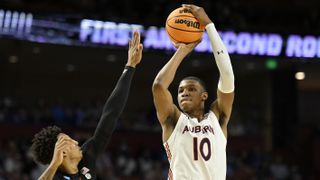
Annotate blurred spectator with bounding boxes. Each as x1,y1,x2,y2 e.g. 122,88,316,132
269,155,290,180
0,96,318,179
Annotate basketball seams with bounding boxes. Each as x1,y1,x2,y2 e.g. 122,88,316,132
166,23,204,33
166,14,198,23
166,29,201,44
166,29,179,43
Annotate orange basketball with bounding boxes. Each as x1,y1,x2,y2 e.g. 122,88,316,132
166,7,205,44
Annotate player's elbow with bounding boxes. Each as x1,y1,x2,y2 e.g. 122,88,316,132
152,80,165,93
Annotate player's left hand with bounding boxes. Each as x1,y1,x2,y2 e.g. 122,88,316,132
182,4,212,26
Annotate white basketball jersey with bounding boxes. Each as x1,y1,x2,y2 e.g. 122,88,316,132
163,111,227,180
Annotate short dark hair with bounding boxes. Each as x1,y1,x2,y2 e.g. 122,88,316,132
181,76,207,92
30,126,62,165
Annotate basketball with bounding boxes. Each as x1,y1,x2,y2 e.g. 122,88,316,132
166,7,205,44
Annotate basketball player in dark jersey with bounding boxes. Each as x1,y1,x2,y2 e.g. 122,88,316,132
30,31,143,180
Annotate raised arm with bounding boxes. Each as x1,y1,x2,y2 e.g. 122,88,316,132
88,31,143,154
183,4,235,137
152,42,198,141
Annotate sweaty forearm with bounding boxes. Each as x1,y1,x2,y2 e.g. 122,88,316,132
154,50,187,89
206,23,234,93
93,66,135,151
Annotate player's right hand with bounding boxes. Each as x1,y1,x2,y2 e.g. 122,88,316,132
174,40,201,54
182,4,212,26
127,31,143,68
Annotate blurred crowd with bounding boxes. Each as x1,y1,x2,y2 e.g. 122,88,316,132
0,96,319,179
0,138,308,180
0,96,262,136
0,96,159,131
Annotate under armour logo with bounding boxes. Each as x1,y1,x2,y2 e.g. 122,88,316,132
217,50,224,55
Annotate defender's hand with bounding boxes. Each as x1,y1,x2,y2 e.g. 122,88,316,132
127,31,143,68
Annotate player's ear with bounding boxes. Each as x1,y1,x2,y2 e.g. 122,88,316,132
201,92,208,101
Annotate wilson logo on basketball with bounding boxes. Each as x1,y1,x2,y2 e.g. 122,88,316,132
174,19,201,29
166,7,204,43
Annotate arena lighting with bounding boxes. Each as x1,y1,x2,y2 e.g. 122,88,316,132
286,35,320,58
80,19,284,55
295,72,305,80
265,58,278,70
0,9,33,35
8,55,18,63
80,19,320,58
1,9,320,59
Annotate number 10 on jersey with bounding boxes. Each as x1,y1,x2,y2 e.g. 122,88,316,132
193,137,212,161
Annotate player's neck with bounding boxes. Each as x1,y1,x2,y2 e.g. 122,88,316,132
186,109,205,122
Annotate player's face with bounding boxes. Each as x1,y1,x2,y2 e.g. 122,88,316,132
178,80,206,112
58,133,83,160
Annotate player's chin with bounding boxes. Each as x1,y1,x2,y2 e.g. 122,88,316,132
78,149,83,158
180,103,192,112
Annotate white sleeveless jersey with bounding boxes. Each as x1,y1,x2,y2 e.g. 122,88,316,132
163,111,227,180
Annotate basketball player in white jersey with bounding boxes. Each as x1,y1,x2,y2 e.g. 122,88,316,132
152,4,234,180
